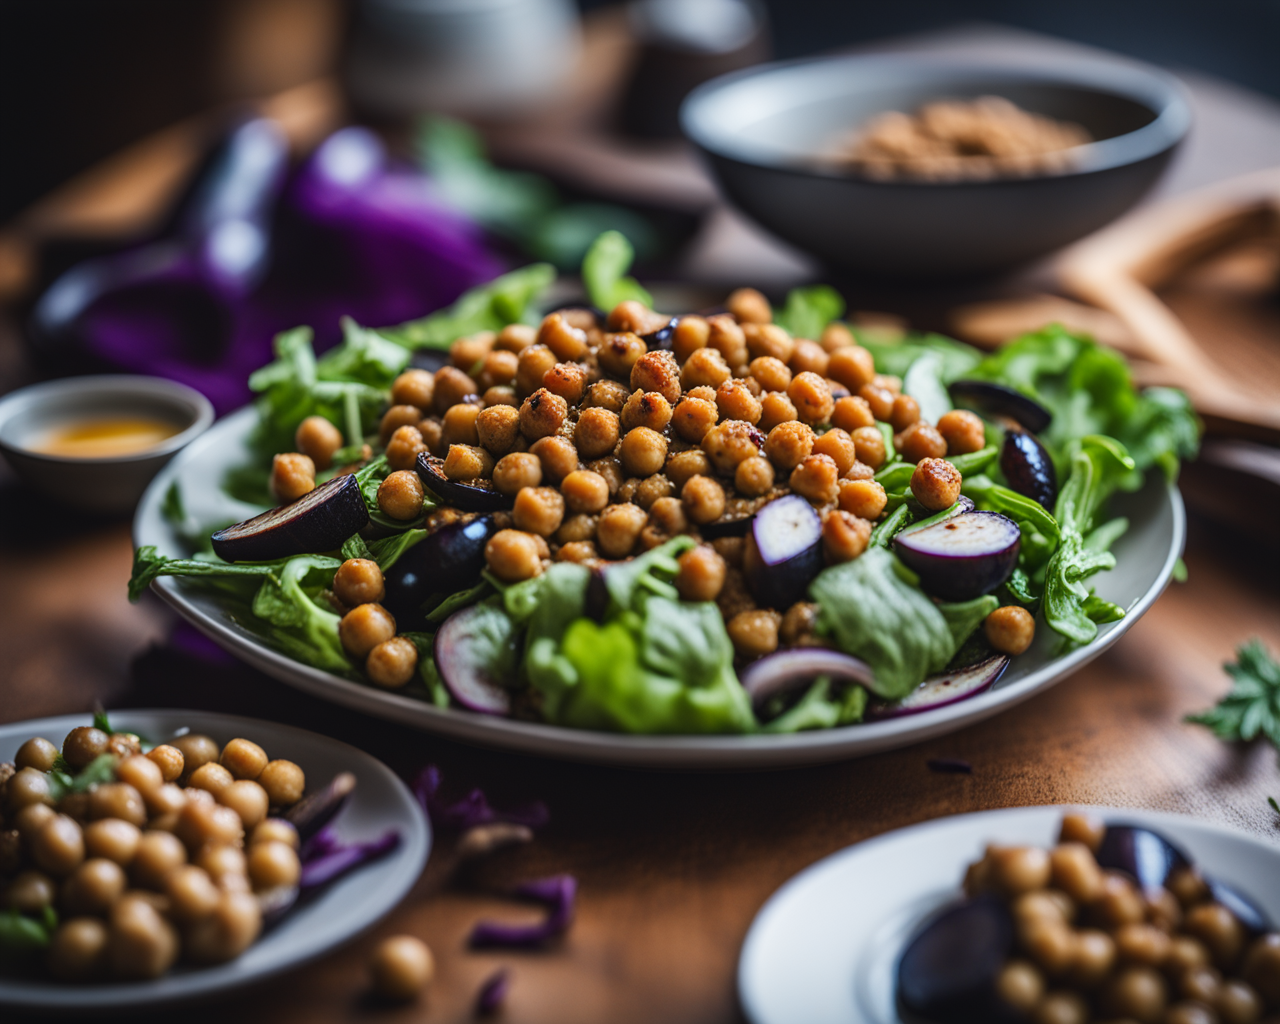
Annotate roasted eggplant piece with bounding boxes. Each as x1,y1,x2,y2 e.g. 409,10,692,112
868,656,1009,719
382,515,498,624
415,452,514,512
894,511,1020,601
211,473,369,562
640,317,678,351
999,430,1057,511
948,380,1052,434
742,494,824,609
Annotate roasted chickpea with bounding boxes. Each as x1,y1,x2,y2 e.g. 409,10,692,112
1058,812,1106,852
1179,966,1222,1004
1168,867,1212,909
184,891,261,964
937,409,988,455
529,435,579,483
596,503,648,558
897,421,949,463
887,393,921,433
475,403,521,457
989,845,1052,894
62,857,126,915
516,344,559,395
713,379,761,424
986,606,1037,656
433,366,479,413
811,430,856,477
735,455,775,497
14,803,55,840
418,417,444,455
726,286,772,324
764,421,815,471
391,368,435,410
665,449,712,490
146,784,186,819
743,322,792,363
674,545,727,602
819,322,855,352
680,346,732,390
479,348,520,390
832,395,876,433
114,755,163,799
216,781,267,829
267,451,316,503
378,470,426,520
441,402,483,449
84,819,141,866
791,454,840,504
106,894,179,979
164,864,221,923
621,391,674,433
558,540,599,563
63,726,111,769
1185,904,1246,968
7,766,53,811
1103,966,1168,1022
483,383,517,408
598,331,647,380
16,736,58,772
1115,923,1174,967
634,473,673,509
510,485,564,537
251,818,299,849
672,396,719,443
537,312,589,361
1048,842,1103,903
787,371,835,425
648,496,687,536
188,763,234,799
1216,979,1263,1024
331,559,384,610
519,388,569,441
681,474,726,525
822,510,871,562
910,457,962,511
996,960,1045,1013
576,407,621,459
875,373,901,394
1034,992,1089,1024
172,735,220,784
673,315,710,362
369,935,435,1001
851,425,887,470
787,338,829,378
827,346,877,392
835,478,885,520
247,840,301,890
858,383,895,422
620,427,669,477
48,917,109,980
30,814,85,876
492,452,542,495
1022,920,1078,976
727,609,781,659
5,870,56,912
556,469,607,514
757,391,798,433
1014,890,1074,929
340,604,397,659
378,405,422,448
1242,933,1280,1004
214,738,265,782
495,323,537,354
485,529,544,582
450,332,494,371
1071,929,1117,987
293,416,344,472
257,760,306,807
629,349,682,404
1094,873,1148,929
749,356,792,392
557,511,599,544
362,636,417,688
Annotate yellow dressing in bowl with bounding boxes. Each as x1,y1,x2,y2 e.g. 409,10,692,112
32,416,183,458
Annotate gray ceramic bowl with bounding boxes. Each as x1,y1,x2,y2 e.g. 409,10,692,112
0,375,214,514
680,52,1192,277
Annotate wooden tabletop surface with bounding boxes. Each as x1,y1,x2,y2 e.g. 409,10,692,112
3,27,1280,1024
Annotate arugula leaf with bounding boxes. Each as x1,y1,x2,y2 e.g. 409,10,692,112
341,534,372,561
365,527,428,571
316,317,411,386
129,547,280,602
1186,640,1280,753
1269,796,1279,819
383,263,556,350
250,555,350,674
401,632,450,707
0,910,53,953
581,230,652,311
774,285,845,340
855,330,983,381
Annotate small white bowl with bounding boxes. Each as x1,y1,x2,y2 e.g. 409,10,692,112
0,375,214,514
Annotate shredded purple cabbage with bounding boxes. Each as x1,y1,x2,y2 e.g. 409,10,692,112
475,968,511,1015
298,824,401,890
413,766,549,832
468,874,577,949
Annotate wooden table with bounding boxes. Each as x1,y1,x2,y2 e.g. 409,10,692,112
3,27,1280,1024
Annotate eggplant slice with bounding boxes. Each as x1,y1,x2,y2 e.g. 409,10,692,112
211,473,369,562
948,380,1052,434
415,452,514,512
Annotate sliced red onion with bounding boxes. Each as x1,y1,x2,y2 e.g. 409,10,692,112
433,606,514,715
298,826,401,889
469,874,577,949
738,648,875,708
867,655,1009,719
476,968,512,1015
413,766,550,832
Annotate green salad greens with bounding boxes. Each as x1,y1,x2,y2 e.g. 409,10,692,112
129,243,1199,736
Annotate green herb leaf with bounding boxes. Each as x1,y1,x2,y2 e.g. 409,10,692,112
383,263,556,350
1269,795,1279,818
128,547,281,602
1186,639,1280,752
581,230,652,311
774,285,845,340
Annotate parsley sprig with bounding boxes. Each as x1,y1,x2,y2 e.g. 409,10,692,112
1186,640,1280,752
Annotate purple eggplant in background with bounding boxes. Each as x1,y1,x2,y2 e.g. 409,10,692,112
31,122,502,414
894,511,1021,602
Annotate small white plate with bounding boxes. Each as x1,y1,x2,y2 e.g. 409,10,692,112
134,406,1184,769
738,805,1280,1024
0,709,429,1012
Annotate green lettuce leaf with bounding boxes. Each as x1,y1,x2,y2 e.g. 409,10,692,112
855,330,984,381
762,677,867,733
774,285,845,340
581,230,652,311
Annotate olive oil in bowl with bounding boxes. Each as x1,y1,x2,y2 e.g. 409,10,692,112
33,416,183,459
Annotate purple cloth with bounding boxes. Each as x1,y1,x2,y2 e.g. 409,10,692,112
37,125,503,414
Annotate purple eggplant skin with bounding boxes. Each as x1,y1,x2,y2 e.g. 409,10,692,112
893,511,1020,602
211,473,369,562
433,606,512,715
739,649,875,707
416,452,514,512
641,317,678,351
1000,431,1057,511
896,894,1021,1024
868,655,1009,720
285,772,356,843
382,514,498,625
699,512,754,540
948,380,1052,434
743,494,824,609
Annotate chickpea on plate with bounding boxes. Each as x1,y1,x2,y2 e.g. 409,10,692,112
0,715,308,982
132,232,1199,736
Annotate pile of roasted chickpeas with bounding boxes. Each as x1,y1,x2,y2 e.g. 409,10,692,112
276,289,1035,668
964,813,1280,1024
0,724,307,981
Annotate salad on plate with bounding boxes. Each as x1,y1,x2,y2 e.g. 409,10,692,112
130,232,1199,736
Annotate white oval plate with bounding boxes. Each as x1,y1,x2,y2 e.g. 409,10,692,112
0,709,429,1012
738,805,1280,1024
134,407,1185,769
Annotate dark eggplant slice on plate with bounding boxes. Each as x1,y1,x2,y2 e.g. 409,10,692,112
1000,430,1057,511
433,604,513,715
211,473,369,562
700,512,755,539
641,317,678,351
285,771,356,843
415,452,513,512
382,514,498,623
739,649,876,707
897,894,1020,1024
743,494,824,609
409,349,450,374
894,511,1020,601
867,656,1009,719
948,380,1052,434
